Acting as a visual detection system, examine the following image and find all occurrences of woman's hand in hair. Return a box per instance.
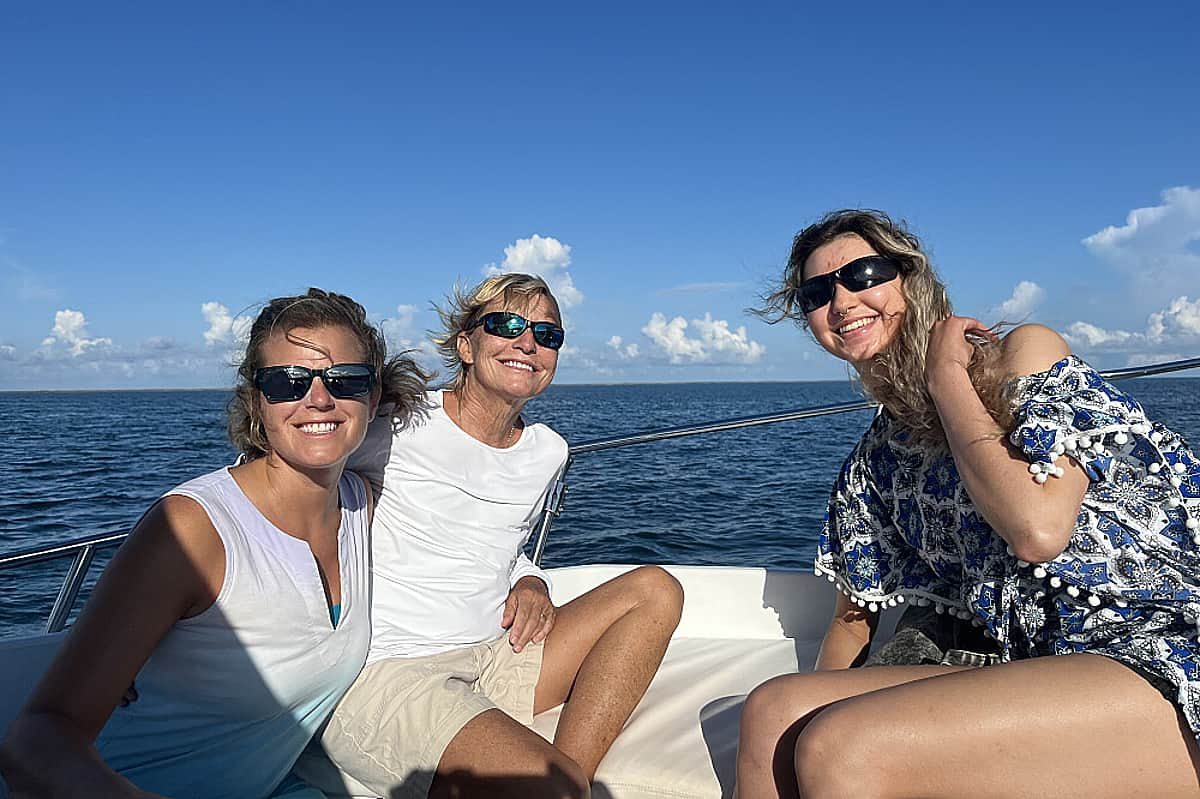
[925,316,996,391]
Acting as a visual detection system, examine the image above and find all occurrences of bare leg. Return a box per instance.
[791,654,1200,799]
[535,566,684,778]
[432,709,589,799]
[736,664,963,799]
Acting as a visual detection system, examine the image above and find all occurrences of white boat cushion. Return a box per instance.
[298,565,842,799]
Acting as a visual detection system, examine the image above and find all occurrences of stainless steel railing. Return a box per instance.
[530,356,1200,562]
[6,355,1200,634]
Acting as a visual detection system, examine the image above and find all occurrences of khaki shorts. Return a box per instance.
[312,636,544,799]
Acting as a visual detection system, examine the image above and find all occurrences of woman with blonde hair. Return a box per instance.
[0,289,427,798]
[311,272,684,799]
[735,210,1200,798]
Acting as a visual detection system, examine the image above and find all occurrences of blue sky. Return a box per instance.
[2,2,1198,389]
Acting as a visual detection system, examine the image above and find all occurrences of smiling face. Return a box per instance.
[456,292,561,406]
[803,233,907,368]
[256,324,379,474]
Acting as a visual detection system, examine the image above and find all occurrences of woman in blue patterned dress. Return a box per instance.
[735,209,1200,798]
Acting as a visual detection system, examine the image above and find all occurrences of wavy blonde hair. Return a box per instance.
[756,209,1012,448]
[432,273,561,390]
[229,288,429,459]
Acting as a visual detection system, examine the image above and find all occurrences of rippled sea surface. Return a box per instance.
[3,378,1199,639]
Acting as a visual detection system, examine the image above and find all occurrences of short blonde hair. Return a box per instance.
[432,273,561,390]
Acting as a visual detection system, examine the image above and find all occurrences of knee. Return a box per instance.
[627,566,684,625]
[543,755,591,799]
[738,678,795,758]
[793,706,883,799]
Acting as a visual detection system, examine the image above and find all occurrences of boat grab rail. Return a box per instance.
[5,355,1200,632]
[531,355,1200,562]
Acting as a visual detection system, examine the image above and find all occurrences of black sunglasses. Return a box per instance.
[798,255,902,315]
[465,312,565,350]
[253,363,377,404]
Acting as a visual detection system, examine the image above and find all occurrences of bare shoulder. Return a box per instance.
[134,494,223,560]
[118,494,226,614]
[999,324,1072,379]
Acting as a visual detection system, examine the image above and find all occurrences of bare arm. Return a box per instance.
[0,496,224,798]
[814,592,879,671]
[926,321,1089,563]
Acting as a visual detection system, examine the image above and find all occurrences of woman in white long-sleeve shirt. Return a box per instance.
[313,273,685,799]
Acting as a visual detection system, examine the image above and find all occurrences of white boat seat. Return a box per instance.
[297,565,854,799]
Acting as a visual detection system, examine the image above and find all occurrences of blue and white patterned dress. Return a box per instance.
[815,355,1200,736]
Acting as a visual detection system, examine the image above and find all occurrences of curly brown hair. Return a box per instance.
[756,209,1012,447]
[228,288,429,459]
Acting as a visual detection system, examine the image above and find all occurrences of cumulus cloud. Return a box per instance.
[1064,295,1200,355]
[10,307,243,388]
[607,335,640,359]
[483,234,583,309]
[993,281,1044,319]
[1062,321,1136,349]
[1082,186,1200,300]
[1147,296,1200,341]
[393,303,418,329]
[380,303,439,365]
[201,302,251,347]
[39,309,112,356]
[641,312,765,364]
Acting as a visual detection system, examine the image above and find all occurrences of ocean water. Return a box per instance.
[2,378,1199,640]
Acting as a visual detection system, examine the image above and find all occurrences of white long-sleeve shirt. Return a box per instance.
[349,390,568,662]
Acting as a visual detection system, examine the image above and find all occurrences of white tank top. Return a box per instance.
[94,467,370,799]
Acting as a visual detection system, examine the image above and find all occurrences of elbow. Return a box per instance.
[1006,525,1071,564]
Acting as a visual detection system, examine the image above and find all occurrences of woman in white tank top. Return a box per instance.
[0,289,427,799]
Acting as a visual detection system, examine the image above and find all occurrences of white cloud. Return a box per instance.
[393,303,418,329]
[1062,321,1136,349]
[1082,186,1200,300]
[657,281,745,296]
[143,336,177,351]
[39,309,112,356]
[1064,294,1200,355]
[641,312,765,364]
[994,281,1044,319]
[607,335,640,359]
[643,313,705,363]
[201,302,251,347]
[1146,296,1200,341]
[10,308,236,388]
[483,234,583,309]
[380,303,439,365]
[691,314,766,362]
